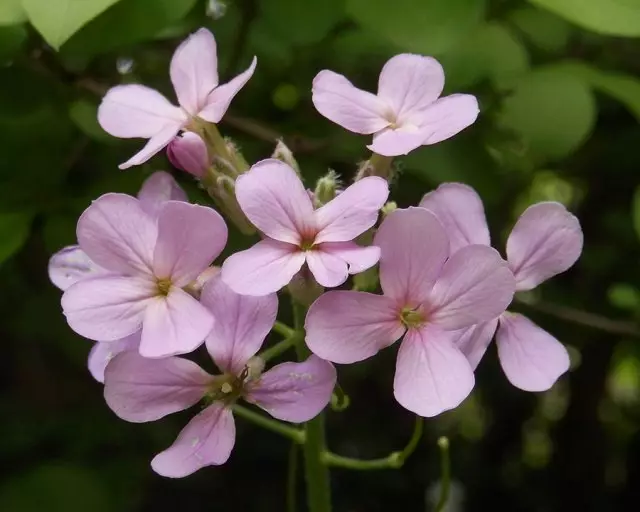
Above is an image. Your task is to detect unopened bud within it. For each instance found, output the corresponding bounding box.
[381,201,397,216]
[314,170,341,206]
[167,131,209,178]
[272,139,300,175]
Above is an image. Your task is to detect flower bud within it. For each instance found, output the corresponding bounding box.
[271,139,300,175]
[167,131,209,178]
[313,170,341,206]
[381,201,397,216]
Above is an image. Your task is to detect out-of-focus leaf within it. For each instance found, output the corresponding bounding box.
[0,24,27,62]
[633,186,640,240]
[0,0,26,25]
[608,283,640,311]
[22,0,124,49]
[247,18,294,70]
[329,28,399,74]
[508,6,572,52]
[0,212,33,265]
[69,99,113,142]
[346,0,486,56]
[529,0,640,37]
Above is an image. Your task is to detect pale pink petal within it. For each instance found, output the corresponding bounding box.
[198,57,257,123]
[368,126,427,157]
[374,207,449,305]
[88,332,140,383]
[137,171,188,219]
[201,276,277,374]
[393,326,475,417]
[306,250,349,288]
[234,159,315,244]
[506,202,583,291]
[429,245,515,330]
[305,291,405,364]
[221,239,306,296]
[140,288,214,358]
[419,94,480,145]
[62,275,156,341]
[246,356,336,422]
[318,241,380,274]
[377,54,444,122]
[77,193,157,275]
[312,70,389,134]
[151,403,235,478]
[170,28,219,114]
[496,313,570,392]
[119,123,183,170]
[314,176,389,243]
[153,201,228,287]
[167,132,209,178]
[419,183,490,253]
[451,319,498,370]
[48,245,106,291]
[98,84,185,138]
[103,351,211,422]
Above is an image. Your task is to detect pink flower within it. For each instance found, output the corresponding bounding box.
[103,277,336,478]
[420,183,584,391]
[305,207,515,417]
[60,188,228,358]
[312,54,479,157]
[98,28,256,169]
[221,159,389,296]
[167,132,210,177]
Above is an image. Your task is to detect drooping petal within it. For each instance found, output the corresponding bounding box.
[419,183,490,253]
[496,313,570,392]
[153,201,228,287]
[367,126,427,157]
[451,319,498,370]
[170,28,219,115]
[419,94,480,145]
[393,326,475,417]
[429,245,515,330]
[374,207,449,305]
[88,333,140,383]
[137,171,188,219]
[198,57,258,123]
[201,276,277,374]
[306,250,349,288]
[103,351,212,422]
[317,241,380,274]
[48,245,106,291]
[377,54,444,122]
[221,239,306,296]
[312,70,389,134]
[305,291,405,363]
[246,355,336,422]
[97,84,185,138]
[77,193,157,275]
[62,275,156,341]
[314,176,389,243]
[151,403,235,478]
[119,123,184,170]
[234,159,315,244]
[166,132,210,178]
[506,202,583,291]
[139,288,213,358]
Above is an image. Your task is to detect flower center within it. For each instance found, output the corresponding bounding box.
[400,307,425,328]
[156,278,172,296]
[299,235,316,251]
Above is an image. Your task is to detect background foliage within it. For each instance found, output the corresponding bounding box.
[1,0,640,510]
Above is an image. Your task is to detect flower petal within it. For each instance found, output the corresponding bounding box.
[451,319,498,370]
[201,276,277,374]
[234,159,315,244]
[151,403,235,478]
[198,57,257,123]
[140,288,213,358]
[88,333,140,383]
[367,126,427,157]
[137,171,188,219]
[506,202,583,291]
[312,70,389,134]
[374,207,449,305]
[318,241,380,274]
[305,291,405,363]
[221,239,306,296]
[48,245,106,291]
[62,275,156,341]
[77,193,157,275]
[496,313,570,392]
[167,132,210,178]
[306,250,349,288]
[393,326,475,417]
[246,355,336,422]
[97,84,185,138]
[429,245,515,330]
[119,123,183,170]
[314,176,389,243]
[419,94,480,145]
[419,183,490,253]
[170,28,219,114]
[153,201,228,286]
[104,351,211,422]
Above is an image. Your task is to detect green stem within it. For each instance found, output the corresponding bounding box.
[201,122,238,175]
[287,442,298,512]
[259,332,299,362]
[357,153,394,181]
[233,405,305,444]
[435,437,451,512]
[273,321,295,338]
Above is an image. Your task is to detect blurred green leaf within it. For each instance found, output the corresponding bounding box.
[608,283,640,311]
[0,212,33,265]
[346,0,485,56]
[529,0,640,37]
[0,0,26,25]
[633,186,640,240]
[508,6,572,52]
[0,23,27,62]
[22,0,124,49]
[69,99,112,142]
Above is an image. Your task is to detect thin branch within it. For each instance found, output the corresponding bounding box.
[434,437,451,512]
[233,404,305,443]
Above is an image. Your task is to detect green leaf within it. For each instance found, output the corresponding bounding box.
[0,0,26,25]
[0,212,33,265]
[69,99,112,142]
[346,0,486,56]
[22,0,124,49]
[499,68,596,161]
[633,186,640,240]
[528,0,640,37]
[0,24,27,62]
[508,6,572,52]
